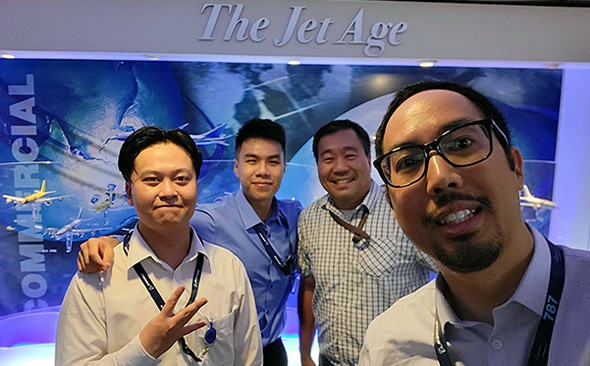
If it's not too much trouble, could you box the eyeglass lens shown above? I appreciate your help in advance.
[380,122,492,187]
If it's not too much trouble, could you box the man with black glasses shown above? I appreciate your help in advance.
[359,81,590,365]
[56,127,262,365]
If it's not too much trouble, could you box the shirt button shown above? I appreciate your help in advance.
[491,339,503,350]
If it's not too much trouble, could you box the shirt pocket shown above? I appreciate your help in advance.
[356,237,398,277]
[194,311,236,366]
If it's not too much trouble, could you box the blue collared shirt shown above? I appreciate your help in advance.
[192,189,302,346]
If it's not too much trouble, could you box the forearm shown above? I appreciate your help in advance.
[298,275,316,361]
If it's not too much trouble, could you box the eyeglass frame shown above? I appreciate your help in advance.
[373,118,509,188]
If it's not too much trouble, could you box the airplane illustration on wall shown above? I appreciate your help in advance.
[102,123,229,147]
[92,184,119,224]
[3,180,71,205]
[38,208,110,252]
[519,185,558,210]
[185,123,229,146]
[94,184,117,212]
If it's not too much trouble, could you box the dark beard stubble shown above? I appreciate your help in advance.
[425,193,503,273]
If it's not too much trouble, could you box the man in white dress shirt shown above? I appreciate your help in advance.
[56,126,262,365]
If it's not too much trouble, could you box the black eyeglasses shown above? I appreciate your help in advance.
[373,119,508,188]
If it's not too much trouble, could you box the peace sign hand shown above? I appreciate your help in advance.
[139,285,208,359]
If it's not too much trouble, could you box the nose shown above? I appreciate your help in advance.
[255,162,270,177]
[159,178,177,199]
[425,153,464,196]
[332,156,349,174]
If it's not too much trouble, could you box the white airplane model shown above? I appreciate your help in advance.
[186,123,229,146]
[103,124,228,146]
[3,180,70,205]
[520,185,558,210]
[40,208,110,252]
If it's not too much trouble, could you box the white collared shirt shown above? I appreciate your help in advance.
[56,227,262,365]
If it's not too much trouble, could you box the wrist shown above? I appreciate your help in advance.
[139,330,161,359]
[118,335,160,366]
[300,351,313,360]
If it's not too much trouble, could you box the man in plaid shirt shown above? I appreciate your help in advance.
[297,120,437,366]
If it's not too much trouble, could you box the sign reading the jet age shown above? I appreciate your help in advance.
[198,4,408,57]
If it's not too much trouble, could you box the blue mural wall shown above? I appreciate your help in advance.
[0,60,561,317]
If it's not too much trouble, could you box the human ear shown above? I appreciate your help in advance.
[125,182,134,206]
[510,147,525,190]
[233,159,239,178]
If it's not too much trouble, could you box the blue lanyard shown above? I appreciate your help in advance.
[434,239,565,366]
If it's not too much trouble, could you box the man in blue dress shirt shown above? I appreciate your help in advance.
[192,119,302,365]
[77,119,302,366]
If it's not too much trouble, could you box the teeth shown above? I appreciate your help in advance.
[441,209,473,225]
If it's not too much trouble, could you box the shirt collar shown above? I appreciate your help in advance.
[236,188,279,229]
[435,275,468,328]
[434,274,491,329]
[324,179,381,215]
[434,224,551,328]
[509,224,551,316]
[125,224,208,271]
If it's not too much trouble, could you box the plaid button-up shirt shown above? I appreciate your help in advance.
[298,180,436,365]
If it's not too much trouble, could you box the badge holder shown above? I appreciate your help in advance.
[198,321,217,359]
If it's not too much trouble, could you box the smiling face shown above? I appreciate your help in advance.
[234,137,285,206]
[126,142,197,237]
[383,90,524,273]
[317,129,372,210]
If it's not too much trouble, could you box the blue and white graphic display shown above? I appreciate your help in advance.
[0,61,561,358]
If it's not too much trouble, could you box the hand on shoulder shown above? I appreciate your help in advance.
[77,236,119,273]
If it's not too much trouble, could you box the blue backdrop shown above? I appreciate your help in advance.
[0,60,561,318]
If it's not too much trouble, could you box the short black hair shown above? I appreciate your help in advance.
[312,120,371,162]
[235,118,286,154]
[376,81,514,169]
[118,126,203,183]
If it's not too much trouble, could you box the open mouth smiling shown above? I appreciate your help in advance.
[436,207,482,226]
[331,178,354,185]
